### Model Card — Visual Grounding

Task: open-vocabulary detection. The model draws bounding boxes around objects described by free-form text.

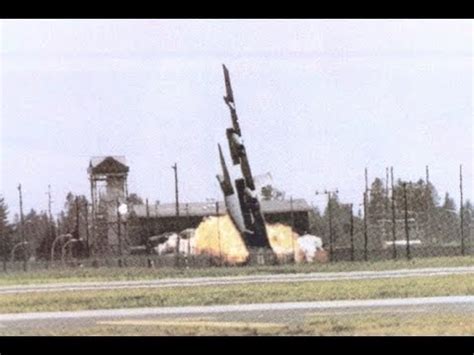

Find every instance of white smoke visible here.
[296,234,323,263]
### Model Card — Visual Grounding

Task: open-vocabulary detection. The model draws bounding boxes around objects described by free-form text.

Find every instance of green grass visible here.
[0,274,473,314]
[297,312,474,335]
[1,255,473,286]
[1,312,473,336]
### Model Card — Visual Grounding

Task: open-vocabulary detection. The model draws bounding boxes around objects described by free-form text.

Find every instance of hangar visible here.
[130,199,312,243]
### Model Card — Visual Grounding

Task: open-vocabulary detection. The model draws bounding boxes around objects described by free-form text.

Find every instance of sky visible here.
[0,19,472,219]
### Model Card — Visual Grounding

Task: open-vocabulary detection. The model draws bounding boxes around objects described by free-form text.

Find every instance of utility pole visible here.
[460,164,465,256]
[391,167,397,259]
[172,163,179,217]
[403,182,411,260]
[365,167,369,201]
[349,203,354,262]
[363,190,368,261]
[18,184,27,271]
[46,185,54,268]
[47,185,53,223]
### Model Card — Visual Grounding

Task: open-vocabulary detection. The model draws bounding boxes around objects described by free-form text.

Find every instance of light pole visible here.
[315,189,338,262]
[172,163,179,217]
[116,200,128,267]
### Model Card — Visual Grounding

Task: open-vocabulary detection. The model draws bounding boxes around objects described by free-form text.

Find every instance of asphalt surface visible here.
[0,295,473,332]
[1,266,473,295]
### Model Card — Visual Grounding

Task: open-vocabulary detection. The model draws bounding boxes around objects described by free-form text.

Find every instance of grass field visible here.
[0,273,473,313]
[1,255,473,286]
[1,312,473,336]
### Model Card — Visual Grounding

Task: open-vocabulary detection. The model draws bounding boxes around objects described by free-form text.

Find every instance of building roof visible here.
[88,156,129,175]
[132,198,312,218]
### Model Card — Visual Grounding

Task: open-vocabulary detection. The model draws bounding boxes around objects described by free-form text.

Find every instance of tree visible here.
[368,177,388,221]
[127,193,144,205]
[321,194,351,248]
[54,193,89,259]
[463,200,473,244]
[308,207,325,237]
[442,193,456,211]
[22,208,53,260]
[59,193,88,238]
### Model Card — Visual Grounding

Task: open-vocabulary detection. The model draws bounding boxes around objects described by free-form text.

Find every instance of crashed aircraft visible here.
[216,65,273,250]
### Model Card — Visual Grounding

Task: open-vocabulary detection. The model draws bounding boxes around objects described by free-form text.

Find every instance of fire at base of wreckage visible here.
[148,214,327,266]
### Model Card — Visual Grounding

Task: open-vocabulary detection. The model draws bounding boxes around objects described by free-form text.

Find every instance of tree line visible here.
[0,177,472,263]
[308,177,473,249]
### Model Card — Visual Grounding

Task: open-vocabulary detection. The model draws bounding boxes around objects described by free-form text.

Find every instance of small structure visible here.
[88,156,130,256]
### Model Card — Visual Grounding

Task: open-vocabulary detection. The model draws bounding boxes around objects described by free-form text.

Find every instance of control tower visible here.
[88,156,129,257]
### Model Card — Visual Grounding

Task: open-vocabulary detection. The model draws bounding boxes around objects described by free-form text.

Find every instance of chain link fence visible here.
[1,166,472,272]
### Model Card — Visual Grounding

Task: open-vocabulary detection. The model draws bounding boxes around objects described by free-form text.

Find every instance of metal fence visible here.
[1,165,472,272]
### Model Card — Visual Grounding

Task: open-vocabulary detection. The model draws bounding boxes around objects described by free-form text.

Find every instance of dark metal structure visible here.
[216,65,272,249]
[88,156,129,256]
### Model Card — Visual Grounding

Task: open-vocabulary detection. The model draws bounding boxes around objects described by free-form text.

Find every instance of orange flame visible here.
[193,214,249,264]
[193,214,304,264]
[266,223,299,261]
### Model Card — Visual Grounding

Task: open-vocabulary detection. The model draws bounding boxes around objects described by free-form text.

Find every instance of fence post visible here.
[403,182,411,260]
[18,184,28,271]
[460,164,465,256]
[216,202,222,265]
[363,191,368,262]
[349,203,354,262]
[290,196,296,263]
[328,193,334,262]
[391,167,397,259]
[2,232,6,272]
[117,199,123,268]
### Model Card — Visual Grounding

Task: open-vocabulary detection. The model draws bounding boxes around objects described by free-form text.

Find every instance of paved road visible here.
[1,266,473,295]
[0,295,473,332]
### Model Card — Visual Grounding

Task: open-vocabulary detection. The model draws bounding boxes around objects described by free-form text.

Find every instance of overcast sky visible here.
[0,19,472,219]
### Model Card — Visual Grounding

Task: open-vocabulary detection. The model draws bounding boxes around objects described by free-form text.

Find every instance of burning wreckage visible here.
[143,65,325,265]
[216,64,273,254]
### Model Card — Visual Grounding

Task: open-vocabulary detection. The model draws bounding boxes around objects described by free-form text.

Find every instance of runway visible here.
[1,266,473,295]
[0,295,473,331]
